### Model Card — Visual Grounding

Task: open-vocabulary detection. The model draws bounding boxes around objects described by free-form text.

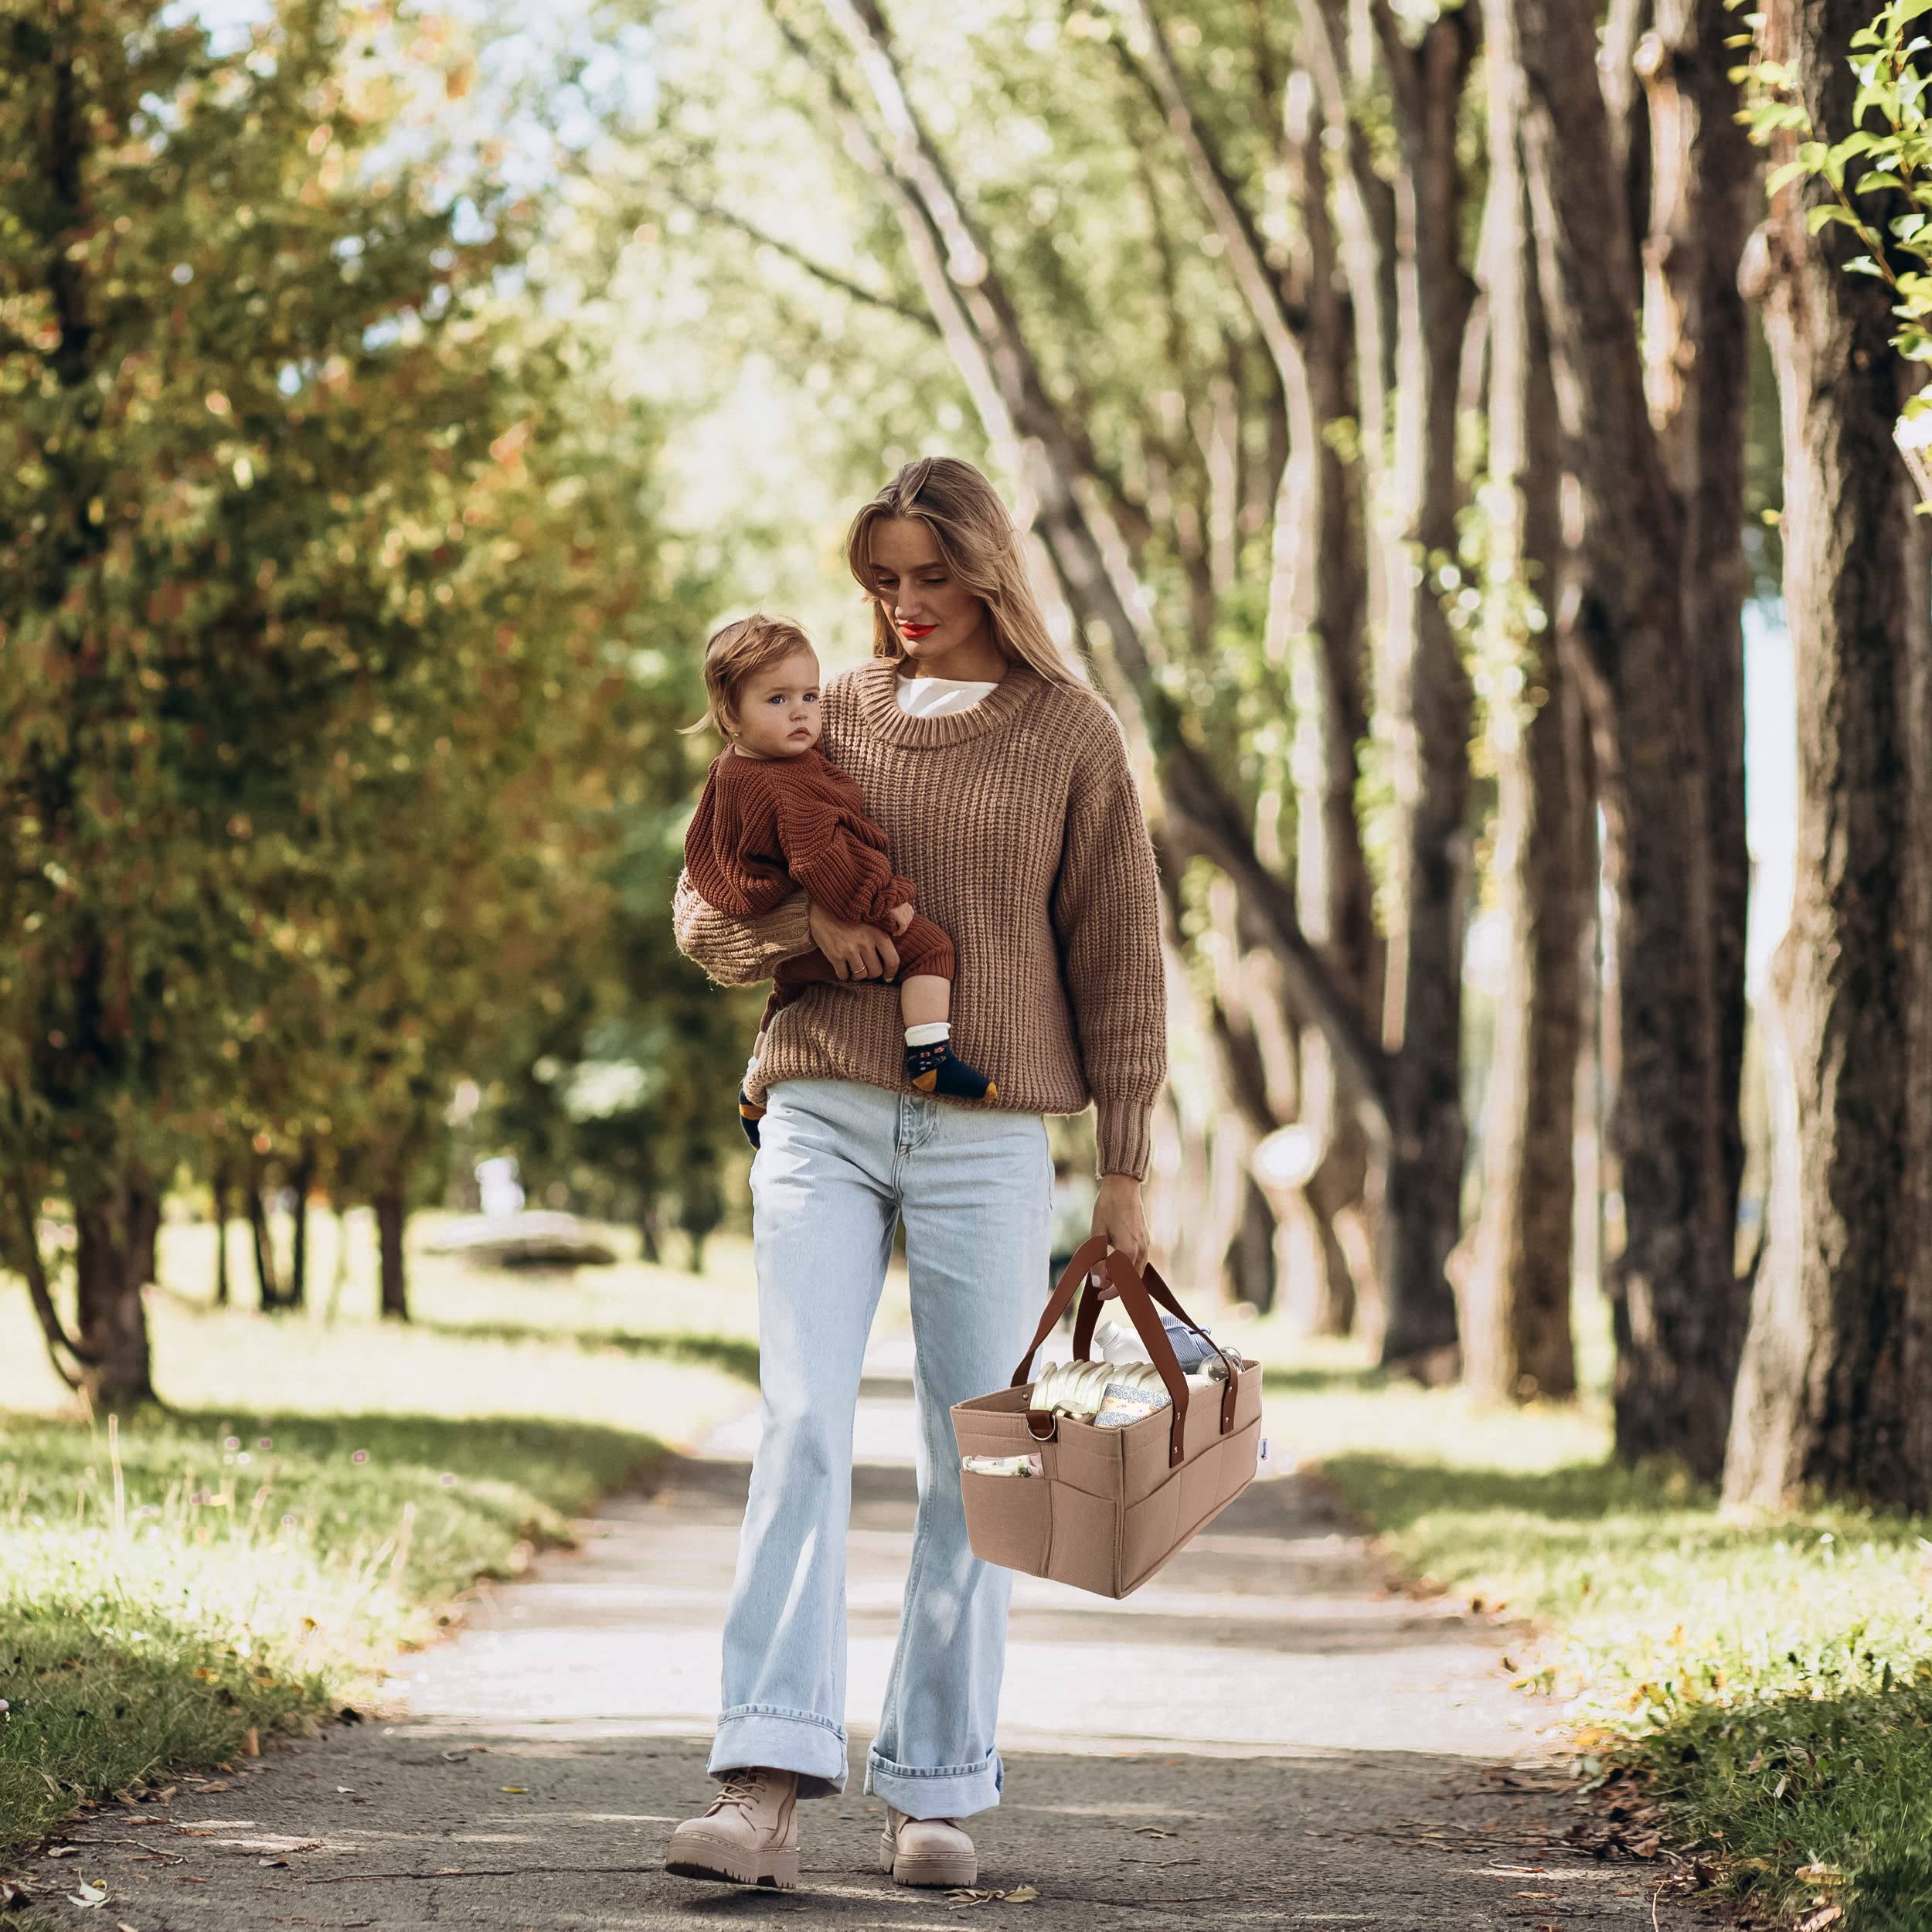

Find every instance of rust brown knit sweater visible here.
[684,747,917,927]
[672,660,1168,1179]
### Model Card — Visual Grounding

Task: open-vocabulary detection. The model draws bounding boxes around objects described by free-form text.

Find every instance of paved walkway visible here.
[29,1330,1697,1929]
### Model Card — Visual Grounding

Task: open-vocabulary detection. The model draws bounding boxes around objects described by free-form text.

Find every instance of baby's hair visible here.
[682,614,817,738]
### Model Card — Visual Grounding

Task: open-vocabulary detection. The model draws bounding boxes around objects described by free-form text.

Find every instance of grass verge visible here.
[1268,1339,1932,1932]
[0,1406,661,1868]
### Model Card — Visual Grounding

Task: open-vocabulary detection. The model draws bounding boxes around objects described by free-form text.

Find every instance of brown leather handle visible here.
[1015,1243,1239,1466]
[1070,1258,1243,1435]
[1009,1235,1111,1388]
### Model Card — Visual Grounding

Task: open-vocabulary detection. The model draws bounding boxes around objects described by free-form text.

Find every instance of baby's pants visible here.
[760,912,954,1030]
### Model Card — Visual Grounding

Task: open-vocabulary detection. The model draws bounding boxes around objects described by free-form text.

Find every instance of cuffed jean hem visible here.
[864,1743,1004,1820]
[709,1706,849,1799]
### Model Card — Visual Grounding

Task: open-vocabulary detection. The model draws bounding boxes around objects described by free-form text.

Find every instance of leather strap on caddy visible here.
[1009,1237,1236,1468]
[1070,1255,1243,1436]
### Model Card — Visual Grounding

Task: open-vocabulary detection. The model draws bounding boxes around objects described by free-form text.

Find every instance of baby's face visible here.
[730,648,822,759]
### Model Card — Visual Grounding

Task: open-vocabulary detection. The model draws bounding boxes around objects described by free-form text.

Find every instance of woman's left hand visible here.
[1089,1173,1149,1281]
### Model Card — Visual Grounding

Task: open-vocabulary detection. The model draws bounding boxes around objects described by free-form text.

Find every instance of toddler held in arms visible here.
[682,614,995,1147]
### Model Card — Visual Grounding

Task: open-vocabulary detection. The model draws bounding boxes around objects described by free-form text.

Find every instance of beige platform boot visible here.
[879,1805,978,1887]
[665,1767,800,1889]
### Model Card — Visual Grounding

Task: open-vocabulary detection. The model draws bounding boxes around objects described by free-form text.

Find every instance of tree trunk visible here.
[288,1141,315,1312]
[212,1162,231,1307]
[1723,0,1932,1505]
[1461,0,1583,1404]
[375,1186,410,1321]
[128,1168,160,1300]
[247,1181,284,1311]
[1505,0,1749,1477]
[1121,15,1382,1327]
[1300,0,1478,1367]
[74,1179,156,1410]
[1150,829,1285,1310]
[1283,66,1382,1336]
[1369,11,1478,1368]
[1638,1,1756,1285]
[638,1203,663,1267]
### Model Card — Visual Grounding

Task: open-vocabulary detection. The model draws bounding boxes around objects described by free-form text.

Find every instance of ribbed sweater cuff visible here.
[765,893,815,957]
[1096,1101,1153,1182]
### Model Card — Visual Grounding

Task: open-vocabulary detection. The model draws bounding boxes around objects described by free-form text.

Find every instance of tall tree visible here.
[1458,0,1583,1403]
[1297,0,1478,1364]
[1501,0,1754,1475]
[1112,5,1382,1332]
[1724,0,1932,1508]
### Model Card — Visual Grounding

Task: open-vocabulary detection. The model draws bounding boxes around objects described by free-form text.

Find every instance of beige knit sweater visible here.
[672,660,1167,1179]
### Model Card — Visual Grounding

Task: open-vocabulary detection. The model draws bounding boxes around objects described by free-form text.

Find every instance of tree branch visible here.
[9,1174,90,1386]
[1114,1,1308,384]
[672,192,940,332]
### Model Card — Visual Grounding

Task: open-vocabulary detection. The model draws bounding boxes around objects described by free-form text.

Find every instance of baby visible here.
[682,614,995,1146]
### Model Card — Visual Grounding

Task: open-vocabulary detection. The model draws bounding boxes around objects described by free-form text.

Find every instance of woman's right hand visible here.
[808,900,901,980]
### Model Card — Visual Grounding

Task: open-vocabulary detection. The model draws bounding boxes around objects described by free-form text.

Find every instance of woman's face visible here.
[866,518,989,667]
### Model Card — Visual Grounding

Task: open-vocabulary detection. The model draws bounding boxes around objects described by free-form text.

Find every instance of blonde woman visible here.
[665,457,1166,1893]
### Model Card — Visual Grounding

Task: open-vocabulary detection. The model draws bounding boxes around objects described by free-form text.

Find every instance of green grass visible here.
[1248,1315,1932,1932]
[0,1406,662,1865]
[0,1208,808,1869]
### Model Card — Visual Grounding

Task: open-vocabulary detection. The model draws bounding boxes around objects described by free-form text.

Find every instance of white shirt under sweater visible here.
[894,673,998,718]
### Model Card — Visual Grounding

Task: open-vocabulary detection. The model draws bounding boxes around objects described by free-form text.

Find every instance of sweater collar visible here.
[848,657,1043,749]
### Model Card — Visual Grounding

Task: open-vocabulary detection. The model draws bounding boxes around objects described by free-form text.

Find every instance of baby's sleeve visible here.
[776,793,912,926]
[685,769,792,917]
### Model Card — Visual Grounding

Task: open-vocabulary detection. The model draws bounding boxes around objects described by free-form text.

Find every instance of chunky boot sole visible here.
[878,1833,977,1889]
[665,1827,798,1889]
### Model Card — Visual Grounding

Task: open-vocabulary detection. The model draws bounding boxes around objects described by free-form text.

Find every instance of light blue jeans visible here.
[709,1078,1051,1819]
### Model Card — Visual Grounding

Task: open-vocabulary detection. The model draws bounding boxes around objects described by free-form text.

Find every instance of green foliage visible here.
[0,1405,661,1862]
[0,0,752,1349]
[1737,0,1932,484]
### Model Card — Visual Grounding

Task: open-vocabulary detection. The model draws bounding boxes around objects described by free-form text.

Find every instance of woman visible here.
[664,457,1165,1893]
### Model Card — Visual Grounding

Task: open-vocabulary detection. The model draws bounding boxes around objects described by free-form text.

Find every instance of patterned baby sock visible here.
[738,1087,767,1149]
[904,1022,997,1101]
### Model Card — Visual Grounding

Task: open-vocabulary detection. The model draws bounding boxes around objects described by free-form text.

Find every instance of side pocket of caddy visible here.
[960,1469,1051,1577]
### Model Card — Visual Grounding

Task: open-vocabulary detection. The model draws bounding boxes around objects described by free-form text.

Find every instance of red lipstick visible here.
[899,622,937,639]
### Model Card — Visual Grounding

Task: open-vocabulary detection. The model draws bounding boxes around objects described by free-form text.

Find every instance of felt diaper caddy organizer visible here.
[950,1234,1263,1600]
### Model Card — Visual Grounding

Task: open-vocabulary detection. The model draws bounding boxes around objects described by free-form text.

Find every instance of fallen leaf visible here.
[435,1868,464,1876]
[1005,1885,1039,1902]
[1798,1911,1844,1932]
[241,1729,260,1758]
[947,1889,997,1906]
[1132,1826,1176,1838]
[70,1880,108,1908]
[118,1923,141,1930]
[49,1845,80,1858]
[499,1787,527,1794]
[258,1857,288,1869]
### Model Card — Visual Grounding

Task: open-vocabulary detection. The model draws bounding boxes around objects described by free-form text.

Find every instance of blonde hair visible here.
[845,457,1079,683]
[683,614,817,738]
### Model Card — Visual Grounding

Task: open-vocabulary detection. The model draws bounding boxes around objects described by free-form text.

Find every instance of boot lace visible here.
[708,1771,771,1815]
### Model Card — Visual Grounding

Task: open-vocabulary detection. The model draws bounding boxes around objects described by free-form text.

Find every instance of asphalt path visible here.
[22,1328,1701,1930]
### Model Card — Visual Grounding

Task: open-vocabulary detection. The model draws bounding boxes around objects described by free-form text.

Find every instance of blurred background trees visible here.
[5,0,1929,1509]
